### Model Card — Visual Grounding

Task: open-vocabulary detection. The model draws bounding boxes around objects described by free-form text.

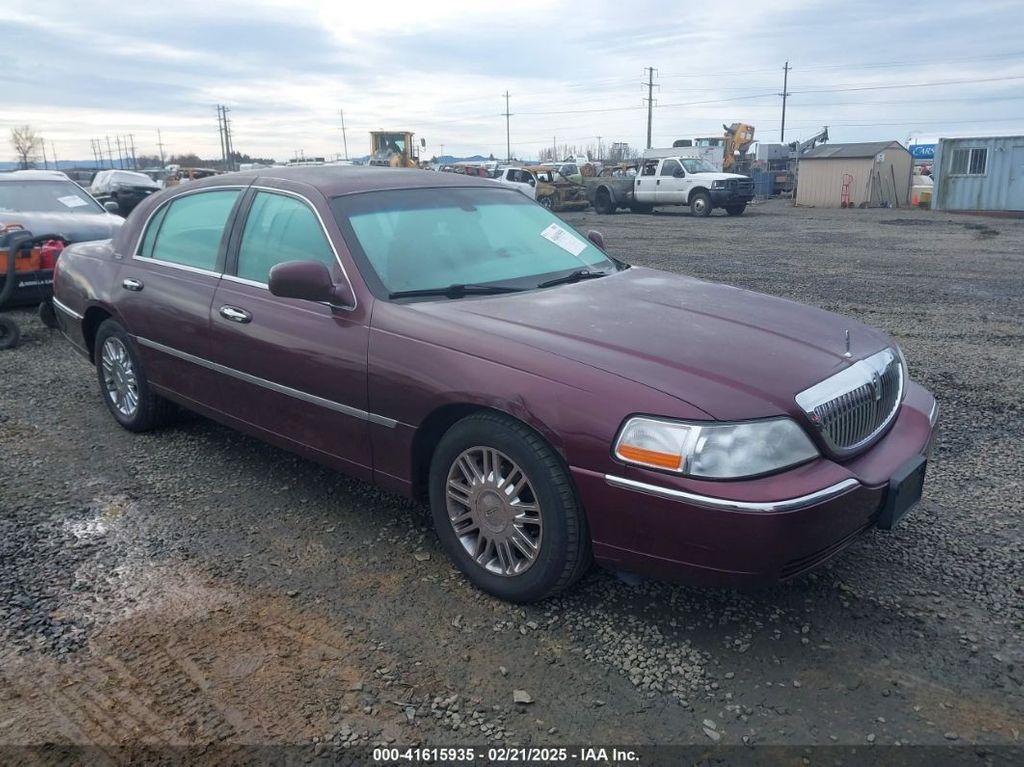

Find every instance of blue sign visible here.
[910,144,936,160]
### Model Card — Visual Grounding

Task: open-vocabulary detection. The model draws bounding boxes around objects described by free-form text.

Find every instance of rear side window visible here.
[236,191,335,283]
[143,189,240,271]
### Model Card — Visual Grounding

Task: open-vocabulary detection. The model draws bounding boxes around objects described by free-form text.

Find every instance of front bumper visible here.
[573,381,938,587]
[710,188,754,207]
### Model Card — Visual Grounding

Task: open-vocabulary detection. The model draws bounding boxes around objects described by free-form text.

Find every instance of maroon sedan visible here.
[52,167,938,602]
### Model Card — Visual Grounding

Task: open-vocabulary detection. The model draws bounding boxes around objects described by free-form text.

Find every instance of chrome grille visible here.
[795,349,904,457]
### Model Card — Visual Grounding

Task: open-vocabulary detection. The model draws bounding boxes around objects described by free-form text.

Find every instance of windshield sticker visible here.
[57,195,89,208]
[540,223,587,257]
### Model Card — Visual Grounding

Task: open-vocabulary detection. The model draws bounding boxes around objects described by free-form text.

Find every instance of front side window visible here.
[236,191,335,283]
[332,187,617,297]
[661,160,682,176]
[143,189,240,271]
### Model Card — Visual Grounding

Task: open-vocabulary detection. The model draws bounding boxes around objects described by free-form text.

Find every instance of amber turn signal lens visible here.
[616,444,682,470]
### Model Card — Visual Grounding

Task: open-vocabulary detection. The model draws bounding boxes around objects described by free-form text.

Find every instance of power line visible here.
[791,74,1024,95]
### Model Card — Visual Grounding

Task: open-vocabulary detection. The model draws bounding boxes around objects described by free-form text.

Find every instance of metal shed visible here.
[796,141,911,208]
[931,136,1024,212]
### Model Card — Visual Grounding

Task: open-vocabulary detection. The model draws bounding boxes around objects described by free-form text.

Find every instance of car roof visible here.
[0,170,72,181]
[178,166,498,197]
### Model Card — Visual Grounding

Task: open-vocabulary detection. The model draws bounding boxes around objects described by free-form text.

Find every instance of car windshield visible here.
[332,187,617,297]
[680,158,718,174]
[0,180,105,214]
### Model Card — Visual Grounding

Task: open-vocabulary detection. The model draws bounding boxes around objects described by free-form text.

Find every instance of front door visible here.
[656,159,686,204]
[207,187,373,479]
[116,187,243,407]
[635,159,658,203]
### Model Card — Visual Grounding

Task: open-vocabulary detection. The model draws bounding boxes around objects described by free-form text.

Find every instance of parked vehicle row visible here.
[51,166,937,603]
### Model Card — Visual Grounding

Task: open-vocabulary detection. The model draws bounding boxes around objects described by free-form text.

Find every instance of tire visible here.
[428,411,591,602]
[594,188,615,215]
[94,319,175,432]
[725,204,746,216]
[539,196,553,210]
[690,191,712,217]
[0,316,21,350]
[38,299,58,329]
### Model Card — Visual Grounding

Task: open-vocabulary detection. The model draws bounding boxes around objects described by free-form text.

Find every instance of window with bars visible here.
[950,147,988,175]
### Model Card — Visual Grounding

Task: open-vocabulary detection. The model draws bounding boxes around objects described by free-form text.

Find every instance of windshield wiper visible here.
[537,270,608,289]
[388,283,525,300]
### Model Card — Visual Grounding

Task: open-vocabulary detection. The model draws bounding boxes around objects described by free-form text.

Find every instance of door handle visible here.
[656,180,661,185]
[219,305,252,323]
[122,278,144,291]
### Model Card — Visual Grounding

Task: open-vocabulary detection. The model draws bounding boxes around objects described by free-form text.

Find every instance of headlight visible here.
[711,180,725,189]
[614,416,819,479]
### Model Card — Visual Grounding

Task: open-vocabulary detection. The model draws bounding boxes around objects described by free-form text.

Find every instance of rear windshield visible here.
[0,180,104,214]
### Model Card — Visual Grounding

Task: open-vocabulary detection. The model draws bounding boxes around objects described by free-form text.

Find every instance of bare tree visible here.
[10,125,41,169]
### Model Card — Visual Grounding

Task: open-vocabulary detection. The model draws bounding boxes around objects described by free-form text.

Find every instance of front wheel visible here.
[689,191,712,217]
[429,412,591,602]
[539,196,554,210]
[94,319,175,431]
[725,204,746,216]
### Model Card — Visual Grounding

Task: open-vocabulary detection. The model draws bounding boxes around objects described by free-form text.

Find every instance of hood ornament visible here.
[844,329,852,358]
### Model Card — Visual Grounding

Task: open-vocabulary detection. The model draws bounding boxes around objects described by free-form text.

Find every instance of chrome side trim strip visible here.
[52,297,83,320]
[135,336,397,428]
[604,474,861,513]
[928,399,939,427]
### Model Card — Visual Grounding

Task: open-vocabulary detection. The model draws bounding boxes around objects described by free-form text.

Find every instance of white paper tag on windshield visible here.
[540,223,586,256]
[57,195,89,208]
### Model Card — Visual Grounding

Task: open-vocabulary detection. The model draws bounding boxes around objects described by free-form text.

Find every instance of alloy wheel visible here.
[101,337,139,417]
[445,446,543,576]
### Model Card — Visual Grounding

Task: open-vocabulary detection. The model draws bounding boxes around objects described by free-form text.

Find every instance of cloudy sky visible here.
[2,0,1022,163]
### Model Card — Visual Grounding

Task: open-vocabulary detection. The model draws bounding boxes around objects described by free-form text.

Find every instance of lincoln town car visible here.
[51,167,938,602]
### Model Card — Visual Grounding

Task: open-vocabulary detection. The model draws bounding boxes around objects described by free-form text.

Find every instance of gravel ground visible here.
[1,200,1021,759]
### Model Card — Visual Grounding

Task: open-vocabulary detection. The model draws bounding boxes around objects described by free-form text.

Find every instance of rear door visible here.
[116,186,244,407]
[206,184,373,479]
[634,159,659,202]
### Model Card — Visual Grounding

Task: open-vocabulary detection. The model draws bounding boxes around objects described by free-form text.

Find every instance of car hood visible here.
[692,172,750,181]
[0,212,123,243]
[418,267,893,420]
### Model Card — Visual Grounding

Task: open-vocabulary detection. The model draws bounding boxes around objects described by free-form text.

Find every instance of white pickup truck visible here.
[584,156,754,216]
[491,167,537,200]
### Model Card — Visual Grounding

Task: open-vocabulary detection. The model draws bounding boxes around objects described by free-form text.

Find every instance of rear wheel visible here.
[429,412,591,602]
[690,191,712,217]
[725,204,746,216]
[0,316,21,350]
[94,319,175,431]
[594,188,615,215]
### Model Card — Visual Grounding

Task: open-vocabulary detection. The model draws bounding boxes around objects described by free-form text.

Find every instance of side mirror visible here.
[268,260,353,308]
[103,201,121,214]
[528,178,536,186]
[586,230,606,250]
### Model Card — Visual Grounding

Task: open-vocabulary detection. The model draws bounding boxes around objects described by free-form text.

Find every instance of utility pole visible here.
[339,109,350,160]
[643,66,658,149]
[157,129,166,166]
[217,106,227,169]
[552,136,557,161]
[105,136,114,169]
[502,91,512,163]
[780,61,791,142]
[223,106,234,171]
[91,139,99,167]
[128,134,137,169]
[51,141,58,170]
[41,141,48,170]
[115,136,124,169]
